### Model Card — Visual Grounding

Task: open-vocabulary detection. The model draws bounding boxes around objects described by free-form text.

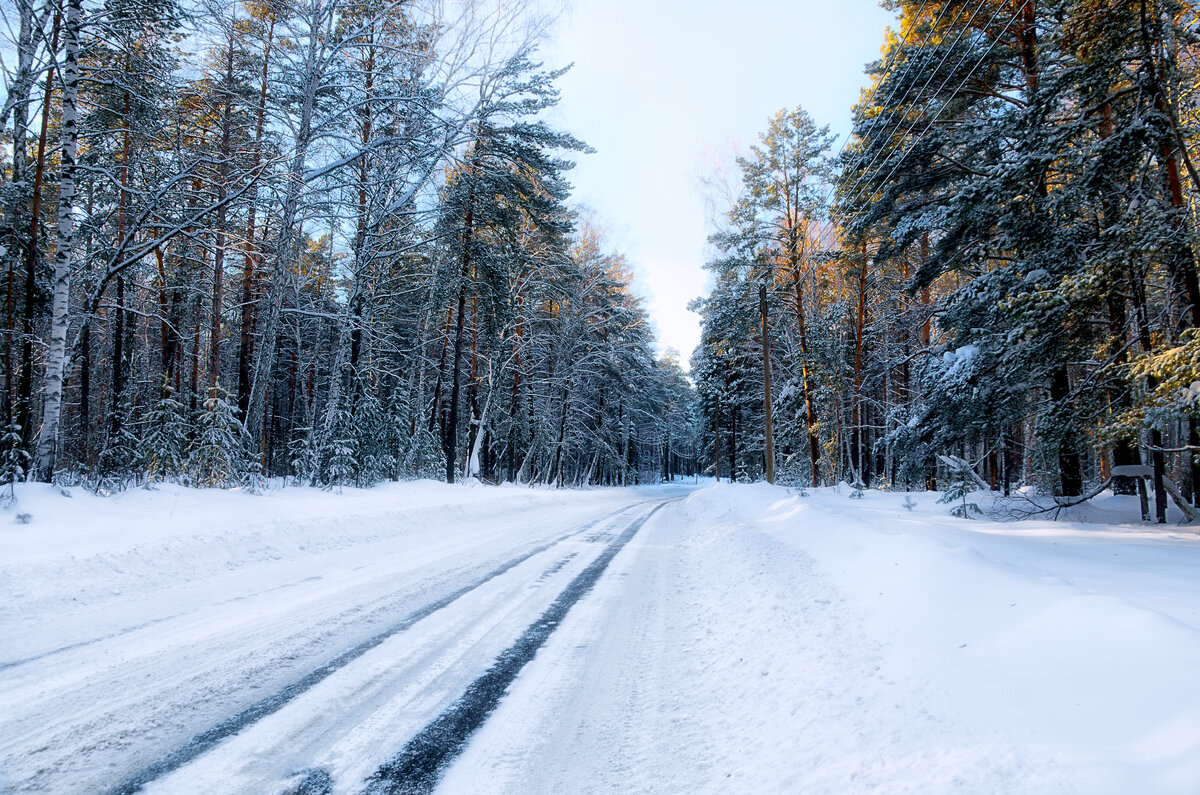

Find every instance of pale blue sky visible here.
[542,0,897,365]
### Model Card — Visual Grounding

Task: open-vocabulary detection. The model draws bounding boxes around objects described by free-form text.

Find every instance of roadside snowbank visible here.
[0,480,630,662]
[684,483,1200,791]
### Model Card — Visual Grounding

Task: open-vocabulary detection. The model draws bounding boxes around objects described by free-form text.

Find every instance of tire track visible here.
[106,503,647,795]
[361,499,676,795]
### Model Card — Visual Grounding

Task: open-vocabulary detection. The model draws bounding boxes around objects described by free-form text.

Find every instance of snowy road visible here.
[5,481,1200,793]
[0,484,687,793]
[440,485,1200,794]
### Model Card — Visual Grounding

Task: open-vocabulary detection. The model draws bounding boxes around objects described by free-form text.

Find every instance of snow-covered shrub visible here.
[141,383,189,482]
[938,457,981,518]
[186,385,254,488]
[0,422,29,499]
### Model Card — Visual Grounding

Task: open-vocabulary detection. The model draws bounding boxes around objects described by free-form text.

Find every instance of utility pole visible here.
[760,282,775,484]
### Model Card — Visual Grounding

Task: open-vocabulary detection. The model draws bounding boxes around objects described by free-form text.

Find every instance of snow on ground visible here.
[2,480,625,662]
[3,480,1199,793]
[0,480,663,793]
[442,484,1200,794]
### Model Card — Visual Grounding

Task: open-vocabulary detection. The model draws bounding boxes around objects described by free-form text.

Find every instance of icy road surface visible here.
[3,481,1200,793]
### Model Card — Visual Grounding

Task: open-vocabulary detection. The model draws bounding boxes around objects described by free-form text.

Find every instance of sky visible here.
[540,0,898,367]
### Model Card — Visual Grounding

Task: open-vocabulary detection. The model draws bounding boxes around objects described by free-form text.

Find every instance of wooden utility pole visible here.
[760,282,775,484]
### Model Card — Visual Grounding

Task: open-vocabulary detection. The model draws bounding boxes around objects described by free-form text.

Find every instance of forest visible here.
[0,0,701,490]
[694,0,1200,521]
[6,0,1200,520]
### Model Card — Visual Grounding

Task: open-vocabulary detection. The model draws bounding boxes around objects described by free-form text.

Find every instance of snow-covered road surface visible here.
[0,483,684,793]
[4,481,1200,793]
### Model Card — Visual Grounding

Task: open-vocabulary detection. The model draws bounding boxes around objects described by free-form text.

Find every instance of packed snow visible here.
[2,480,1198,793]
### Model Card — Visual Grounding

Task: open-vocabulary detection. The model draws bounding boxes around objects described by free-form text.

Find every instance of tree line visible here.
[693,0,1200,521]
[0,0,701,490]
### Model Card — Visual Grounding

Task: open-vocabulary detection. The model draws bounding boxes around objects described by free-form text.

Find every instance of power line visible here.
[833,0,992,216]
[731,1,942,265]
[802,0,969,248]
[814,0,1033,257]
[838,0,1017,219]
[823,0,967,212]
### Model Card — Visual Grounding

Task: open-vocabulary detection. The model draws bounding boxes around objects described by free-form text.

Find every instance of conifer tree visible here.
[187,386,252,488]
[141,382,189,482]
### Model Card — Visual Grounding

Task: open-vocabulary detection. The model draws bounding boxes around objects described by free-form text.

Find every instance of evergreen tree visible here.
[186,386,253,488]
[0,423,31,498]
[141,383,189,482]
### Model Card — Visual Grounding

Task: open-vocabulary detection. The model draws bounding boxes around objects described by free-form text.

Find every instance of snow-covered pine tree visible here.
[141,382,189,482]
[353,389,395,486]
[938,457,982,519]
[0,422,31,499]
[186,385,252,488]
[97,395,141,490]
[289,427,318,486]
[311,403,358,489]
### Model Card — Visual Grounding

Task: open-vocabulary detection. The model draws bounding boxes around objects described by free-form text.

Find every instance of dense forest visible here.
[7,0,1200,515]
[0,0,701,489]
[694,0,1200,521]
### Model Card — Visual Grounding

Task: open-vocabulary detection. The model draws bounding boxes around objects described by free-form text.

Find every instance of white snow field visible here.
[2,481,1199,793]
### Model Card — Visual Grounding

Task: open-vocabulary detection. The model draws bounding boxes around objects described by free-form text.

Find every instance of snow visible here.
[3,481,1200,793]
[942,343,980,364]
[0,481,661,793]
[443,484,1200,793]
[1,480,636,663]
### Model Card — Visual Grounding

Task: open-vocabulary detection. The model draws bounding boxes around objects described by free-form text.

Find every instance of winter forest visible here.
[0,0,699,490]
[5,0,1200,519]
[694,0,1200,522]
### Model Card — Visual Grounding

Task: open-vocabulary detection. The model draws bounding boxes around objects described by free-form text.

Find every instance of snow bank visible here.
[683,483,1200,791]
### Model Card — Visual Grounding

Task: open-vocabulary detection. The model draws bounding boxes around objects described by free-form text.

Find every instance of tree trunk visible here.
[208,39,235,389]
[851,248,868,484]
[110,274,126,433]
[237,13,274,418]
[759,283,775,484]
[34,0,81,480]
[789,258,820,484]
[444,179,476,484]
[1049,366,1082,497]
[79,322,89,465]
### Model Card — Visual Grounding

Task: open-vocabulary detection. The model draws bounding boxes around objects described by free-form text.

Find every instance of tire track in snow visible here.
[0,576,324,672]
[106,503,649,795]
[361,499,676,795]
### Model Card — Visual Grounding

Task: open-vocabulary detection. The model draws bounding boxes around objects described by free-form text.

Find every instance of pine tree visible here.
[186,385,252,488]
[316,404,358,489]
[96,396,141,489]
[353,389,395,486]
[938,456,982,519]
[0,423,31,498]
[141,382,189,482]
[290,427,319,486]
